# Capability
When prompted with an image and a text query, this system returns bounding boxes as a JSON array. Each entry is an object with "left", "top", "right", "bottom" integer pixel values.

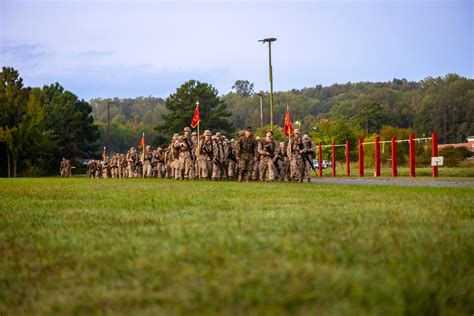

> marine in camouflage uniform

[
  {"left": 278, "top": 141, "right": 291, "bottom": 182},
  {"left": 212, "top": 132, "right": 226, "bottom": 180},
  {"left": 196, "top": 130, "right": 213, "bottom": 180},
  {"left": 252, "top": 136, "right": 261, "bottom": 181},
  {"left": 301, "top": 134, "right": 315, "bottom": 182},
  {"left": 287, "top": 129, "right": 304, "bottom": 182},
  {"left": 103, "top": 157, "right": 110, "bottom": 178},
  {"left": 225, "top": 139, "right": 237, "bottom": 180},
  {"left": 126, "top": 147, "right": 138, "bottom": 178},
  {"left": 258, "top": 131, "right": 278, "bottom": 182},
  {"left": 235, "top": 127, "right": 257, "bottom": 182},
  {"left": 142, "top": 145, "right": 153, "bottom": 178},
  {"left": 60, "top": 158, "right": 71, "bottom": 177},
  {"left": 87, "top": 159, "right": 96, "bottom": 178},
  {"left": 179, "top": 127, "right": 195, "bottom": 179}
]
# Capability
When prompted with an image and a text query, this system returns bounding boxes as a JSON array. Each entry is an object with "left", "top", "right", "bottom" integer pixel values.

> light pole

[
  {"left": 107, "top": 101, "right": 116, "bottom": 153},
  {"left": 258, "top": 37, "right": 276, "bottom": 131},
  {"left": 256, "top": 93, "right": 265, "bottom": 136}
]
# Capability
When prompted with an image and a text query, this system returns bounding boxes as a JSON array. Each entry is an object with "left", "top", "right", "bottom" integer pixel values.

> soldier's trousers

[
  {"left": 179, "top": 153, "right": 194, "bottom": 179},
  {"left": 252, "top": 160, "right": 259, "bottom": 181},
  {"left": 227, "top": 160, "right": 236, "bottom": 179},
  {"left": 259, "top": 156, "right": 276, "bottom": 181},
  {"left": 278, "top": 157, "right": 291, "bottom": 181},
  {"left": 303, "top": 158, "right": 313, "bottom": 179},
  {"left": 290, "top": 155, "right": 304, "bottom": 182},
  {"left": 212, "top": 161, "right": 225, "bottom": 180},
  {"left": 238, "top": 159, "right": 253, "bottom": 181},
  {"left": 199, "top": 156, "right": 213, "bottom": 179},
  {"left": 143, "top": 161, "right": 152, "bottom": 178}
]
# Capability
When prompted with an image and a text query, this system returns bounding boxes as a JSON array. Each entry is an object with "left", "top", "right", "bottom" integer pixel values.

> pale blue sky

[{"left": 1, "top": 0, "right": 472, "bottom": 100}]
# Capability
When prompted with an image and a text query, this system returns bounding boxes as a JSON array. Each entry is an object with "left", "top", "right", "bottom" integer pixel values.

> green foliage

[
  {"left": 439, "top": 146, "right": 472, "bottom": 167},
  {"left": 156, "top": 80, "right": 234, "bottom": 141},
  {"left": 232, "top": 80, "right": 254, "bottom": 97},
  {"left": 0, "top": 68, "right": 99, "bottom": 176},
  {"left": 224, "top": 75, "right": 474, "bottom": 144},
  {"left": 90, "top": 97, "right": 165, "bottom": 152},
  {"left": 42, "top": 83, "right": 99, "bottom": 171},
  {"left": 1, "top": 178, "right": 473, "bottom": 314}
]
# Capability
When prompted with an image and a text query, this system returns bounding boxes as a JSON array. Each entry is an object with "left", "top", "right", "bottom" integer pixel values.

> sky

[{"left": 1, "top": 0, "right": 472, "bottom": 100}]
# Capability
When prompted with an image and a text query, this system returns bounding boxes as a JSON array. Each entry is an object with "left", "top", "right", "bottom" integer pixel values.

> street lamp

[
  {"left": 258, "top": 37, "right": 277, "bottom": 131},
  {"left": 256, "top": 92, "right": 266, "bottom": 136}
]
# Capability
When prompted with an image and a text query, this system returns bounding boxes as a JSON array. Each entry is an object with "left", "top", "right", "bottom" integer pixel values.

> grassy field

[
  {"left": 1, "top": 178, "right": 473, "bottom": 315},
  {"left": 317, "top": 165, "right": 474, "bottom": 179}
]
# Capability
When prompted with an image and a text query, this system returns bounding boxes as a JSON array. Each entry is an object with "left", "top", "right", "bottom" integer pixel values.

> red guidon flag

[
  {"left": 283, "top": 105, "right": 294, "bottom": 136},
  {"left": 191, "top": 101, "right": 201, "bottom": 128},
  {"left": 138, "top": 133, "right": 145, "bottom": 148},
  {"left": 101, "top": 147, "right": 106, "bottom": 159}
]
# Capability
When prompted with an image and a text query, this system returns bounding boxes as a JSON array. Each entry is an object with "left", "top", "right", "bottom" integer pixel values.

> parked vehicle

[{"left": 313, "top": 159, "right": 329, "bottom": 169}]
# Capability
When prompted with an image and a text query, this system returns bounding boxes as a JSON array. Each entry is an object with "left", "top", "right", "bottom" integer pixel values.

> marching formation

[{"left": 86, "top": 127, "right": 316, "bottom": 182}]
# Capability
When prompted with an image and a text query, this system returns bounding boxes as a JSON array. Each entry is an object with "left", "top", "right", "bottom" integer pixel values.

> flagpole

[
  {"left": 141, "top": 132, "right": 145, "bottom": 163},
  {"left": 103, "top": 146, "right": 106, "bottom": 161}
]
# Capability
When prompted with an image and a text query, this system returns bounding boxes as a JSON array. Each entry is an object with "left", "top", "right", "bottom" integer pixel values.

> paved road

[{"left": 311, "top": 178, "right": 474, "bottom": 187}]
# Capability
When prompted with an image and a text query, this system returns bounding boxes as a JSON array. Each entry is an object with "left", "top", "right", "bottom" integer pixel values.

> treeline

[
  {"left": 1, "top": 66, "right": 472, "bottom": 176},
  {"left": 0, "top": 67, "right": 99, "bottom": 177},
  {"left": 226, "top": 74, "right": 474, "bottom": 145},
  {"left": 90, "top": 97, "right": 166, "bottom": 154}
]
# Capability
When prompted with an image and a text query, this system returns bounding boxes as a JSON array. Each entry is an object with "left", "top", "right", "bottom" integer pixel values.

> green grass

[
  {"left": 1, "top": 178, "right": 473, "bottom": 315},
  {"left": 317, "top": 166, "right": 474, "bottom": 179}
]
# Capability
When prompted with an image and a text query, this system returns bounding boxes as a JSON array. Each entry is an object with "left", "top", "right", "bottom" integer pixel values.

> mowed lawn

[{"left": 1, "top": 178, "right": 473, "bottom": 315}]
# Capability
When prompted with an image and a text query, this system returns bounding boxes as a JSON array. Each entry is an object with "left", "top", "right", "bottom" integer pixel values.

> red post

[
  {"left": 332, "top": 141, "right": 336, "bottom": 177},
  {"left": 345, "top": 140, "right": 350, "bottom": 177},
  {"left": 409, "top": 133, "right": 416, "bottom": 177},
  {"left": 318, "top": 143, "right": 323, "bottom": 177},
  {"left": 358, "top": 138, "right": 364, "bottom": 177},
  {"left": 375, "top": 135, "right": 381, "bottom": 177},
  {"left": 391, "top": 136, "right": 397, "bottom": 177},
  {"left": 432, "top": 131, "right": 438, "bottom": 177}
]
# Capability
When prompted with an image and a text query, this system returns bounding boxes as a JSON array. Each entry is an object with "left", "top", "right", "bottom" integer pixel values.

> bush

[{"left": 439, "top": 146, "right": 470, "bottom": 167}]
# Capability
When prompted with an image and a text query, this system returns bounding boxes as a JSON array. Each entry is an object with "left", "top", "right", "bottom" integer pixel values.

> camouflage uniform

[
  {"left": 225, "top": 139, "right": 237, "bottom": 180},
  {"left": 258, "top": 131, "right": 278, "bottom": 181},
  {"left": 179, "top": 127, "right": 195, "bottom": 179},
  {"left": 235, "top": 128, "right": 257, "bottom": 182},
  {"left": 301, "top": 134, "right": 315, "bottom": 182},
  {"left": 60, "top": 158, "right": 71, "bottom": 177},
  {"left": 287, "top": 130, "right": 304, "bottom": 182},
  {"left": 103, "top": 157, "right": 110, "bottom": 178},
  {"left": 197, "top": 130, "right": 213, "bottom": 180},
  {"left": 87, "top": 160, "right": 96, "bottom": 178},
  {"left": 143, "top": 146, "right": 153, "bottom": 178},
  {"left": 252, "top": 136, "right": 261, "bottom": 181},
  {"left": 212, "top": 132, "right": 226, "bottom": 180},
  {"left": 126, "top": 148, "right": 137, "bottom": 178},
  {"left": 278, "top": 141, "right": 291, "bottom": 182}
]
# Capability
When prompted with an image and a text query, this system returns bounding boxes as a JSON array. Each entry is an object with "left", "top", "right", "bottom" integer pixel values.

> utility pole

[
  {"left": 107, "top": 101, "right": 115, "bottom": 153},
  {"left": 257, "top": 93, "right": 265, "bottom": 136},
  {"left": 258, "top": 37, "right": 276, "bottom": 131}
]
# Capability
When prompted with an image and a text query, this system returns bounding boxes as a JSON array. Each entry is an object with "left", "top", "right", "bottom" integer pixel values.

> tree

[
  {"left": 232, "top": 80, "right": 254, "bottom": 97},
  {"left": 156, "top": 80, "right": 234, "bottom": 140},
  {"left": 42, "top": 83, "right": 99, "bottom": 171},
  {"left": 0, "top": 68, "right": 55, "bottom": 176}
]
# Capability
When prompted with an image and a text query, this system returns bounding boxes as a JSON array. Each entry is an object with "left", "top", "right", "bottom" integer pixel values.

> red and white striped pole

[
  {"left": 332, "top": 140, "right": 336, "bottom": 177},
  {"left": 391, "top": 136, "right": 397, "bottom": 177},
  {"left": 358, "top": 138, "right": 364, "bottom": 177},
  {"left": 409, "top": 133, "right": 416, "bottom": 177},
  {"left": 432, "top": 131, "right": 438, "bottom": 177},
  {"left": 375, "top": 135, "right": 381, "bottom": 177},
  {"left": 345, "top": 140, "right": 350, "bottom": 177}
]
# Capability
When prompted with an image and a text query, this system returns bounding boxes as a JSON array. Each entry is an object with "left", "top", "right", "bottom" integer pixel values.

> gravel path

[{"left": 311, "top": 178, "right": 474, "bottom": 187}]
